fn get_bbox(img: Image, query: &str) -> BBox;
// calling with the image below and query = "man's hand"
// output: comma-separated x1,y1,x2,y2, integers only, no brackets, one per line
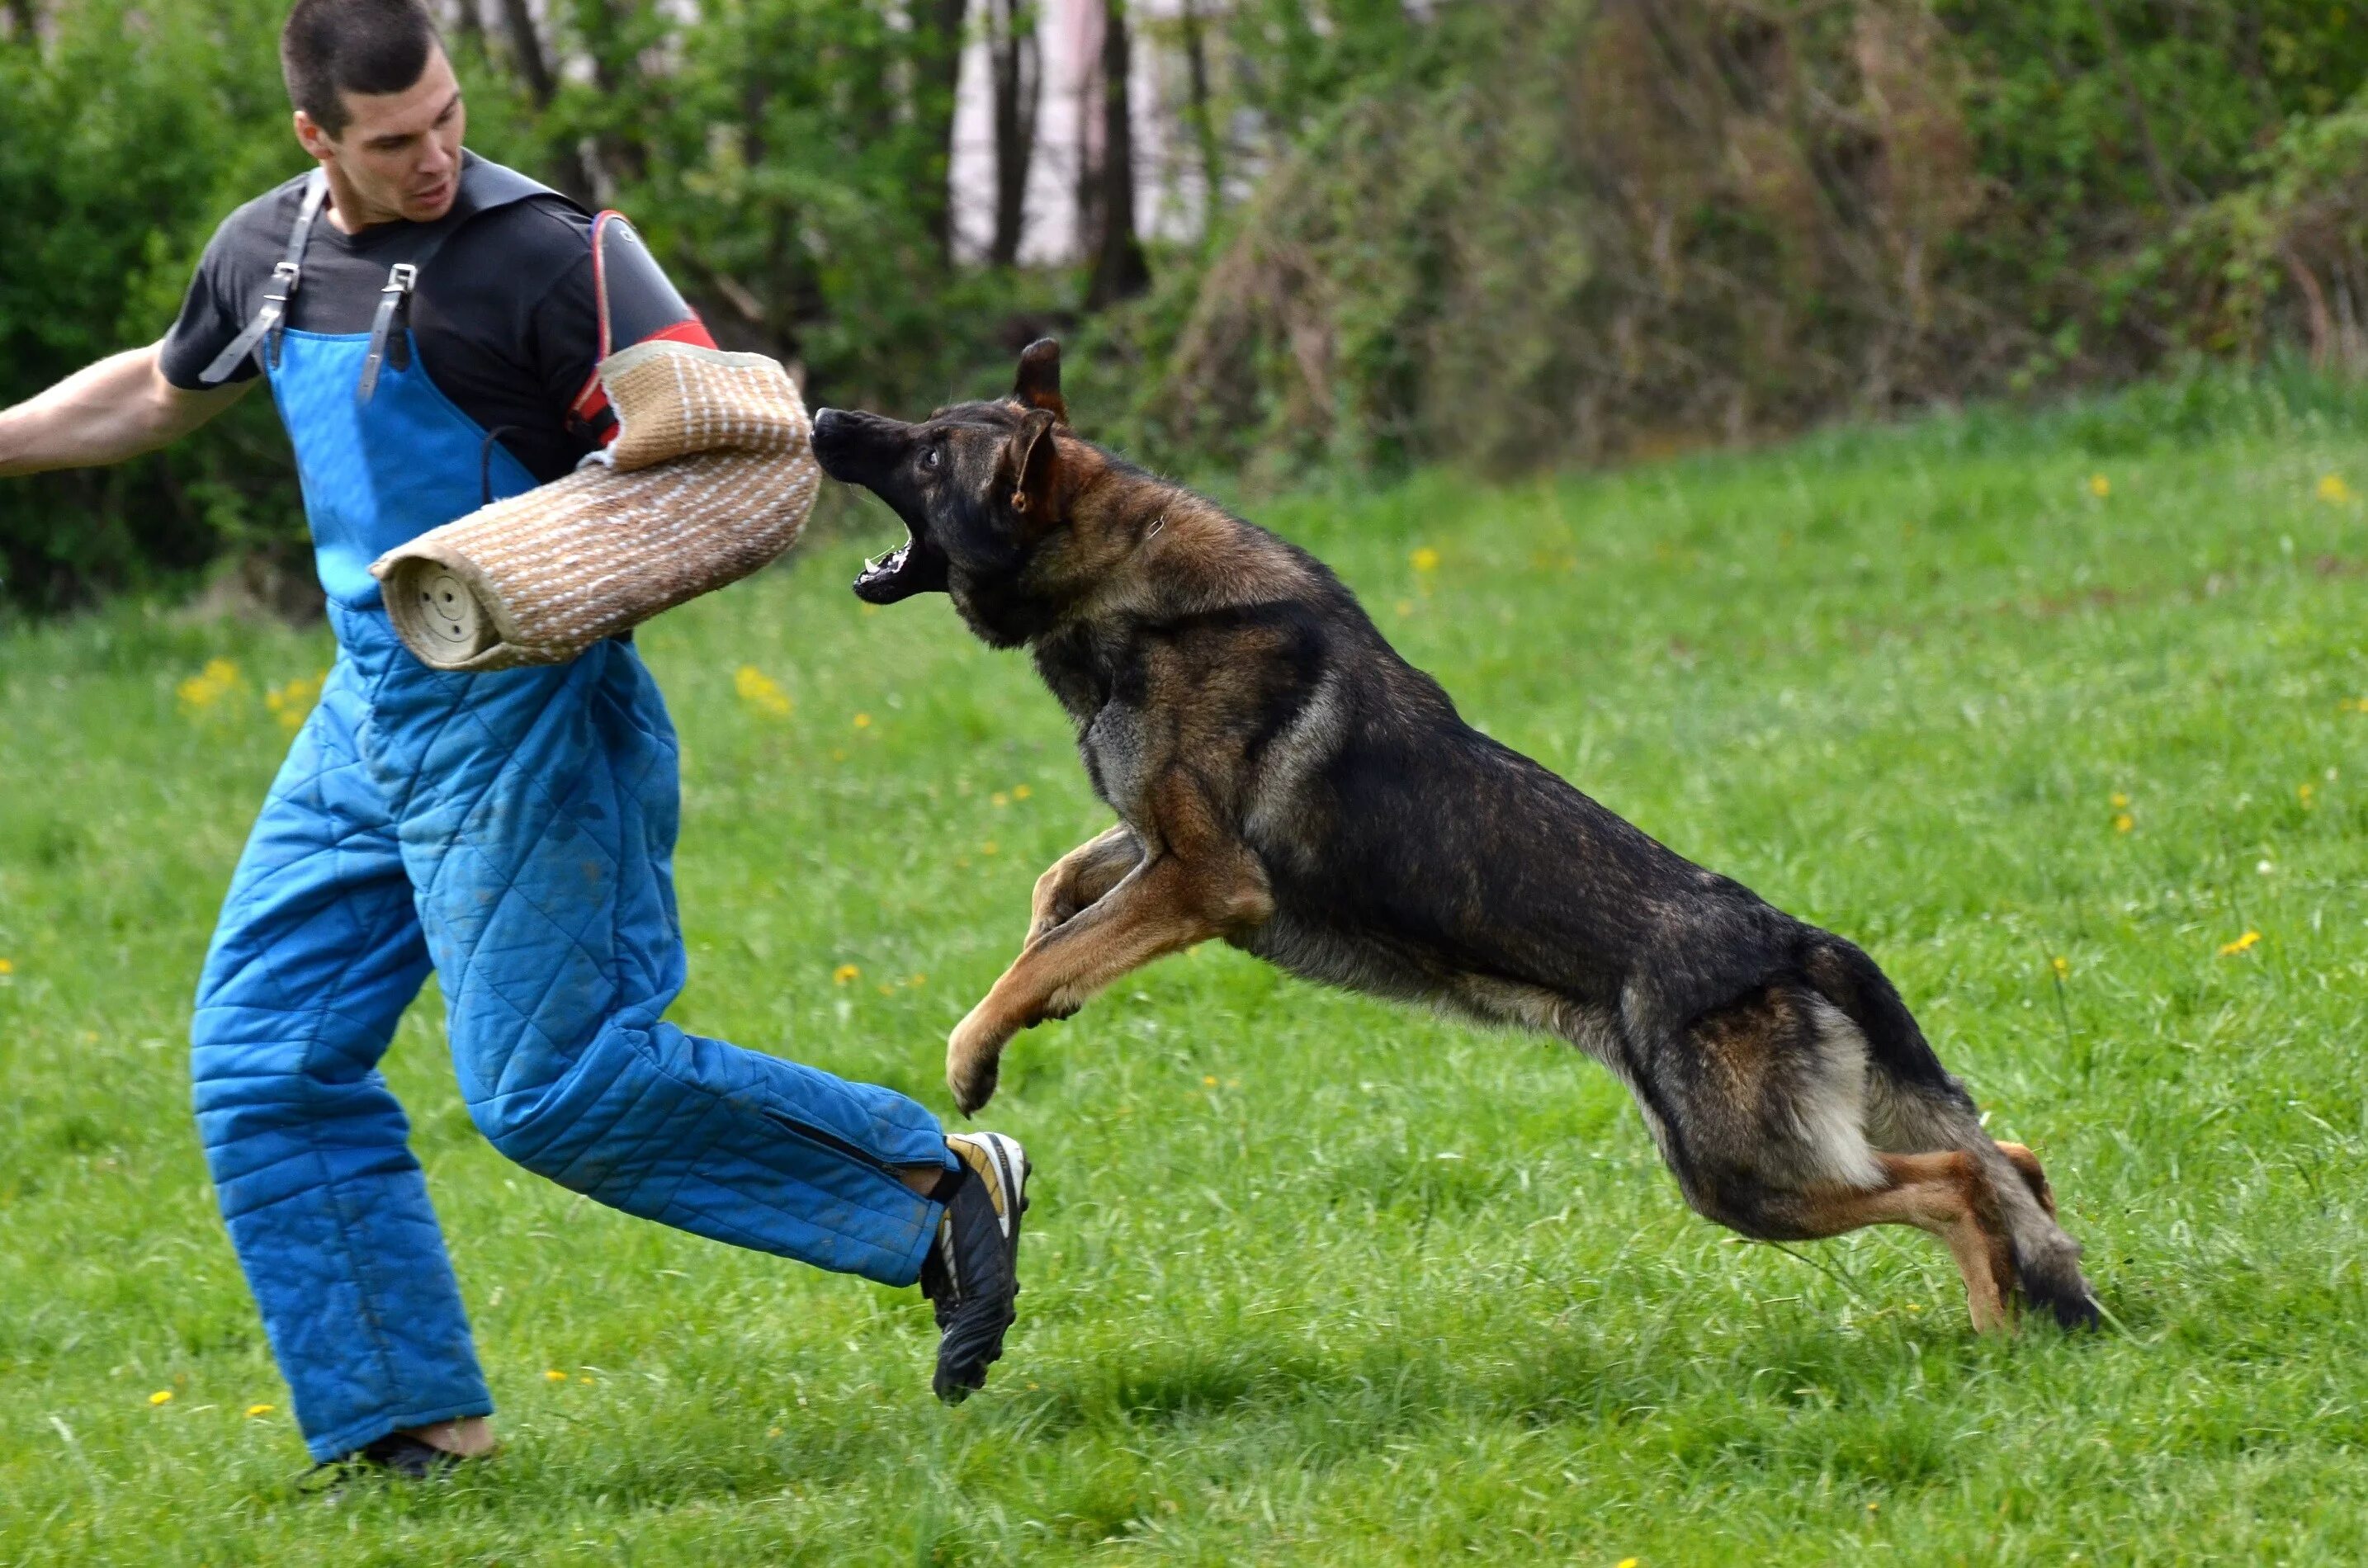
0,343,251,478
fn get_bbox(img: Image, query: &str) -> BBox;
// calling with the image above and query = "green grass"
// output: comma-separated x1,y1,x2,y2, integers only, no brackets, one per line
6,369,2368,1564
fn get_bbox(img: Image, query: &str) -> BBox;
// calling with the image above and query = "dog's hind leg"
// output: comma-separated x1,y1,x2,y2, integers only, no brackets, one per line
1992,1141,2056,1216
1773,1153,2019,1332
1635,985,2030,1333
1804,937,2097,1328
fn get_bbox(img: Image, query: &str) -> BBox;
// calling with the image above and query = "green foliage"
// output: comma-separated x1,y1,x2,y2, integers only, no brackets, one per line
0,0,309,610
569,0,1036,411
9,371,2368,1559
1089,0,2368,483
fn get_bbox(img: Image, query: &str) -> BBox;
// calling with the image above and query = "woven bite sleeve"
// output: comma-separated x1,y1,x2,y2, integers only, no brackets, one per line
372,342,819,671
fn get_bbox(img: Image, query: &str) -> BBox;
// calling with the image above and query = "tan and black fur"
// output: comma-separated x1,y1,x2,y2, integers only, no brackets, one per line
811,341,2097,1332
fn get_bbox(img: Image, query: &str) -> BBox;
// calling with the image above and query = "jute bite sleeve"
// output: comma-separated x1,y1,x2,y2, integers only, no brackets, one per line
371,339,819,671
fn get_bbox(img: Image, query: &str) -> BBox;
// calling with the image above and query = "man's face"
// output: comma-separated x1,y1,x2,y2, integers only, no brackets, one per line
294,45,466,227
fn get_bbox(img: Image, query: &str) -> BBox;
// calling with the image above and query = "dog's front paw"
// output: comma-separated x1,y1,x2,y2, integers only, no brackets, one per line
946,1008,1011,1116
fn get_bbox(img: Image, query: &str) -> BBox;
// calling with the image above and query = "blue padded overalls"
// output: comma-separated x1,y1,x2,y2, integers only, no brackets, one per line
187,163,952,1462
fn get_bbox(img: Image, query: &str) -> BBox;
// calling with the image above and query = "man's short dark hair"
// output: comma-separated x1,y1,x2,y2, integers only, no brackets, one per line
281,0,442,139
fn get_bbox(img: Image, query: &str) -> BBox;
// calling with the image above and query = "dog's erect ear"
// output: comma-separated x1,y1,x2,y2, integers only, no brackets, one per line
1012,338,1068,426
1004,407,1061,523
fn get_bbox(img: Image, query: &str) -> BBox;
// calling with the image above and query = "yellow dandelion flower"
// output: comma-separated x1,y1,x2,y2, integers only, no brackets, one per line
877,983,895,996
177,657,243,712
0,957,13,975
2113,812,2134,833
2299,782,2317,805
2218,930,2261,956
246,1403,274,1417
1410,546,1440,573
1393,599,1415,616
1202,1074,1218,1087
991,791,1009,807
909,974,927,987
2087,474,2110,498
262,671,325,732
2110,791,2129,809
833,963,860,985
545,1368,569,1382
735,665,792,719
578,1375,595,1386
2318,473,2356,504
2050,956,2070,979
980,840,999,856
853,712,872,729
1619,1559,1641,1568
149,1390,173,1405
767,1425,784,1438
1012,784,1032,800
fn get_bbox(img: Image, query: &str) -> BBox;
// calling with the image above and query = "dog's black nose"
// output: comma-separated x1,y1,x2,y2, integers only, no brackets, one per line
811,409,853,476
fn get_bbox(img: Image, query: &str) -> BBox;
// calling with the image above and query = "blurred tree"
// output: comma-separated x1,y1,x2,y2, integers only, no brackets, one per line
1085,0,1149,308
985,0,1042,267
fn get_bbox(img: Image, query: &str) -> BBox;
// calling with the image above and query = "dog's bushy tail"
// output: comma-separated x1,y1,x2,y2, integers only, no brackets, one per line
1804,935,2100,1329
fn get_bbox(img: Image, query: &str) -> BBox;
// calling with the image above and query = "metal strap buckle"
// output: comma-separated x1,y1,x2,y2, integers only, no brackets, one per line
357,262,422,404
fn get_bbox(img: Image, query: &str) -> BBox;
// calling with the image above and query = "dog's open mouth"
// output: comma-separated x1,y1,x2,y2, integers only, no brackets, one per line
851,527,949,604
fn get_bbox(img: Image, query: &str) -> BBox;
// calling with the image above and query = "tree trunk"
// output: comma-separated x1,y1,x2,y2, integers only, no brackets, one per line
4,0,39,44
910,0,968,264
1086,0,1149,308
495,0,596,204
449,0,485,52
578,0,649,190
1179,0,1221,230
987,0,1041,266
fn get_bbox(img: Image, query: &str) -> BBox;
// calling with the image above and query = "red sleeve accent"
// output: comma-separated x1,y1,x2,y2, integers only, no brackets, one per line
645,315,718,350
565,213,719,445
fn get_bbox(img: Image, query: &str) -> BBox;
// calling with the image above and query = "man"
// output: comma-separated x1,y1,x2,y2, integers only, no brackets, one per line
0,0,1028,1478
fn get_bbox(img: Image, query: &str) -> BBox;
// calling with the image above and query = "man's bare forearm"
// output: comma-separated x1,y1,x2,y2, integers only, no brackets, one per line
0,344,250,478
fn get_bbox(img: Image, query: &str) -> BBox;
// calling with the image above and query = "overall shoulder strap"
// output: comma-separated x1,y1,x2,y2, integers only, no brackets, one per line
446,154,584,224
200,169,329,385
355,157,584,404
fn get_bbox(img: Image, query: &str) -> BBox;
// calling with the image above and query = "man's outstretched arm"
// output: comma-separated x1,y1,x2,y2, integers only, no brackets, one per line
0,343,251,478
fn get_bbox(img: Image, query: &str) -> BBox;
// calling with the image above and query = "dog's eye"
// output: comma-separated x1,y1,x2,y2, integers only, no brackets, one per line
922,446,941,471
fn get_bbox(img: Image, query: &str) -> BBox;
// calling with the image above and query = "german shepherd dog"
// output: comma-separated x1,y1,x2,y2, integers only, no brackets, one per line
810,342,2098,1331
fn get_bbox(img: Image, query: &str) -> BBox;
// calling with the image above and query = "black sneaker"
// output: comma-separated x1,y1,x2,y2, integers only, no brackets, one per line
919,1131,1030,1404
305,1431,475,1495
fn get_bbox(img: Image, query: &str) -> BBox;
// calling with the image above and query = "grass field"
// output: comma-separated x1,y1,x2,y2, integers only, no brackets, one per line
6,371,2368,1564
